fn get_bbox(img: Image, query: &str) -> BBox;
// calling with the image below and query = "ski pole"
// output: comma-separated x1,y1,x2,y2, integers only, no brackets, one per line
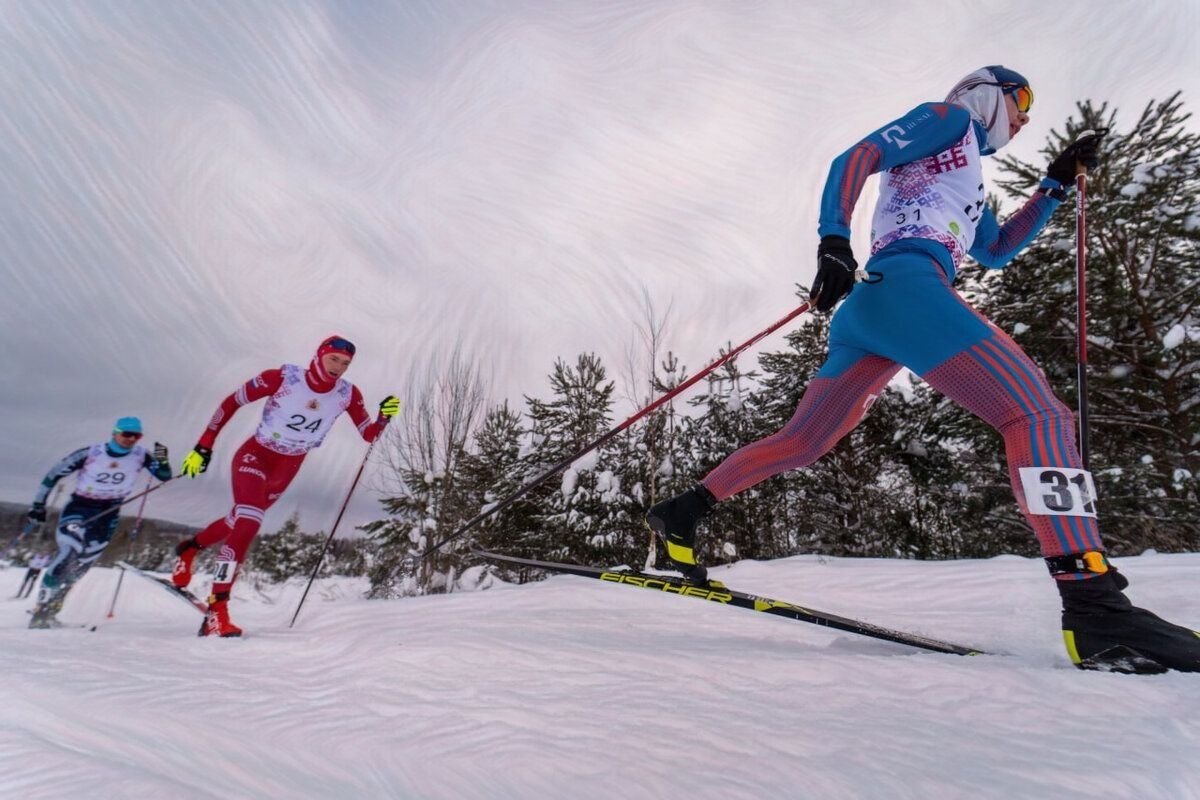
72,476,179,530
289,440,377,628
1074,129,1100,470
105,477,152,618
417,300,815,561
106,566,126,618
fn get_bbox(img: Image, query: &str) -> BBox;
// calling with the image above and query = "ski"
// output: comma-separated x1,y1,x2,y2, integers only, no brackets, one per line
115,561,207,614
476,551,988,657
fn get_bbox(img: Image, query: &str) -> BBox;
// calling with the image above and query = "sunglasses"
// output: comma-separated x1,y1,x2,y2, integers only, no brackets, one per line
115,431,143,440
982,81,1033,113
325,336,357,356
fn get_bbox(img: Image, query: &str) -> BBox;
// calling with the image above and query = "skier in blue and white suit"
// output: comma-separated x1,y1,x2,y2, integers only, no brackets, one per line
649,66,1200,673
25,417,171,627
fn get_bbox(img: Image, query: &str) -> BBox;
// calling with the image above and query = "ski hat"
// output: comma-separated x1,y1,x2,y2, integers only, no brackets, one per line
109,416,142,454
113,416,142,435
945,65,1031,154
309,335,356,388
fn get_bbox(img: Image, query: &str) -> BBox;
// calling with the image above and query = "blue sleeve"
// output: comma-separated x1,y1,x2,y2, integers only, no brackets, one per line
818,103,974,239
33,447,89,505
967,178,1066,268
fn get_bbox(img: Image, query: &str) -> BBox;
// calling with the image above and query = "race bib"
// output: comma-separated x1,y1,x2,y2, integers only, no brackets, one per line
1019,467,1098,517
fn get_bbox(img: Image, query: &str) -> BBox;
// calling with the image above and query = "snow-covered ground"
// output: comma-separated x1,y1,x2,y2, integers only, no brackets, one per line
2,553,1198,800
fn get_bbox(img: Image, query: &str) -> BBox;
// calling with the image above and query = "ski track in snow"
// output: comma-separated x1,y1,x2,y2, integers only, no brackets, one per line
2,555,1199,800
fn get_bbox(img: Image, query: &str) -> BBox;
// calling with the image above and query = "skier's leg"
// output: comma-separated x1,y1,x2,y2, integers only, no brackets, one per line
30,508,86,627
875,258,1200,673
648,340,900,581
200,449,303,637
174,439,259,588
21,570,40,598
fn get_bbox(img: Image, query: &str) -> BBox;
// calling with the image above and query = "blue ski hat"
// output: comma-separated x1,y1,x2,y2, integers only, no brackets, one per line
113,416,142,435
945,65,1032,154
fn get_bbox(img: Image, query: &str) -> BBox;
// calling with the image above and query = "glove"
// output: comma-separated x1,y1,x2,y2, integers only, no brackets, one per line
153,441,170,463
1046,128,1108,184
811,236,858,312
27,503,47,523
378,395,401,420
180,445,213,479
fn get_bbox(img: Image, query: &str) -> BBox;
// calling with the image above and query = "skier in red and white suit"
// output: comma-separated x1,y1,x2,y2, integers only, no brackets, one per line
174,336,399,636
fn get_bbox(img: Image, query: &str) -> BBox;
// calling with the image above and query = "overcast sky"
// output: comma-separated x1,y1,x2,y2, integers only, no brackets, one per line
2,0,1197,535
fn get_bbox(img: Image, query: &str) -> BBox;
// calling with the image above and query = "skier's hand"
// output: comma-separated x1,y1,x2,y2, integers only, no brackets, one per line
811,236,858,312
378,395,401,420
1047,128,1108,184
27,503,46,523
180,445,213,479
153,441,170,464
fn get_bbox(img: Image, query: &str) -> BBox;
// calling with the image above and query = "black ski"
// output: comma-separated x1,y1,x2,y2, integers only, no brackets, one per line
477,551,987,657
116,561,207,614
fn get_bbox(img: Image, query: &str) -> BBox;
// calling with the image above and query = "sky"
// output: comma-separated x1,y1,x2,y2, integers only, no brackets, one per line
2,0,1198,534
2,552,1199,797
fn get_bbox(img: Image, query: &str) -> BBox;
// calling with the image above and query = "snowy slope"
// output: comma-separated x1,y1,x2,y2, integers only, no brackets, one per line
2,554,1199,800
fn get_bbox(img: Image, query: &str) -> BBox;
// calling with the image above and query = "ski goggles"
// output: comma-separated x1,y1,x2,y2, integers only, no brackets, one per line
114,430,143,440
323,336,357,356
986,82,1033,113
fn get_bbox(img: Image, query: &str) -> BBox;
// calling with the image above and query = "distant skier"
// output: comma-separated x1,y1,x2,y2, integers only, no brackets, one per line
648,66,1200,673
27,417,171,627
15,552,50,599
173,336,398,637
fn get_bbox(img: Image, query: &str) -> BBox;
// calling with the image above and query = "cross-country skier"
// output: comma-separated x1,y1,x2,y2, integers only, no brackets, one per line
647,66,1200,674
27,417,171,627
172,336,399,637
15,552,50,599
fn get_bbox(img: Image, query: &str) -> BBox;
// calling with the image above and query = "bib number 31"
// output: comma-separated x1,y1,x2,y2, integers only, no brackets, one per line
1019,467,1098,517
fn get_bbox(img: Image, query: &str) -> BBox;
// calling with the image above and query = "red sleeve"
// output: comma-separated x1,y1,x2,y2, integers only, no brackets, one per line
197,368,283,449
346,385,387,443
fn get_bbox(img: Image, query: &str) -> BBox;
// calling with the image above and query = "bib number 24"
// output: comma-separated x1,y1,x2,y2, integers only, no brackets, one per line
285,414,323,434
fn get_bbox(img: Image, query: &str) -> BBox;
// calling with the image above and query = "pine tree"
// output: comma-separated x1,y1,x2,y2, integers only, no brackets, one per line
982,94,1200,553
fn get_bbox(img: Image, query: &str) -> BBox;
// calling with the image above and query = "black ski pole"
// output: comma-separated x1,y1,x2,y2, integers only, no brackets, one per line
417,300,815,561
107,567,127,618
289,441,377,628
1074,129,1102,470
73,475,179,530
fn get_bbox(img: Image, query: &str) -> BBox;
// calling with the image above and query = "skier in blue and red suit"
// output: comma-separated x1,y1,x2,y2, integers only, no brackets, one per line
648,66,1200,673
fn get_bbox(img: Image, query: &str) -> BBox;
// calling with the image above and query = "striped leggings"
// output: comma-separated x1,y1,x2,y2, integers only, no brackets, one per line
702,249,1102,559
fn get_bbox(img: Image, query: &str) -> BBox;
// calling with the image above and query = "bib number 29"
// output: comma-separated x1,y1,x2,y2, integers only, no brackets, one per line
1019,467,1098,517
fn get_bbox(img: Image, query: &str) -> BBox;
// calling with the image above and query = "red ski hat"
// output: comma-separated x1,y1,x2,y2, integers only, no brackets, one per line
317,335,356,361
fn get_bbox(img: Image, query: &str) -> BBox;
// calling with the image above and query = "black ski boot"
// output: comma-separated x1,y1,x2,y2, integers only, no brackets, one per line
1058,570,1200,674
646,484,717,583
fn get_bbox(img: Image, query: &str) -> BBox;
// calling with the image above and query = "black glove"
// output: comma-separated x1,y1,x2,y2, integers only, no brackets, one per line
153,441,170,463
27,503,47,523
1047,128,1108,185
811,236,858,312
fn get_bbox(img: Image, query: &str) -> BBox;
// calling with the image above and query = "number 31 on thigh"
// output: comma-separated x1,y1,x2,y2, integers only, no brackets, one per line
1019,467,1098,517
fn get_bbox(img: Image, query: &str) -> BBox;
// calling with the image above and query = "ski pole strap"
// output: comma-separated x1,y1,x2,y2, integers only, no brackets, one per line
1045,551,1111,577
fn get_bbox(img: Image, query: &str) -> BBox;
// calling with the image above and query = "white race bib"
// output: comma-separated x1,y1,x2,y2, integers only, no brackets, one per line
1019,467,1098,517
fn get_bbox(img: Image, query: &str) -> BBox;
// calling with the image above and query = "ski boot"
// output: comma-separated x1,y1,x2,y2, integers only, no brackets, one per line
198,592,243,638
646,483,717,584
28,582,67,630
1053,555,1200,674
172,537,202,588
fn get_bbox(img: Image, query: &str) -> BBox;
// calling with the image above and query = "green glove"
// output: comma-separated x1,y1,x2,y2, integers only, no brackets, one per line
180,445,213,479
379,395,401,420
